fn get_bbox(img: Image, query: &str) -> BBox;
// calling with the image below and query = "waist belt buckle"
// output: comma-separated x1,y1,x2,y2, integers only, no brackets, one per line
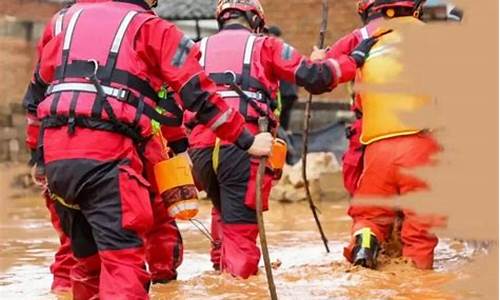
256,91,263,101
117,88,131,103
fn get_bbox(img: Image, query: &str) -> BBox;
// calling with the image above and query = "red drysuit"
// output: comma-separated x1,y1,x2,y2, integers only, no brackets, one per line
188,23,360,279
23,0,255,299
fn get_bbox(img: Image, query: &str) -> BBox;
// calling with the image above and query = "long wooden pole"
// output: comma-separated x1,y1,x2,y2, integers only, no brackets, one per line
256,117,278,300
301,0,331,253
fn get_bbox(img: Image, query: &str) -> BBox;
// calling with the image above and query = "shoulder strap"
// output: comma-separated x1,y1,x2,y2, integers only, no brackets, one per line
58,8,84,79
241,34,257,90
100,10,139,83
360,26,370,40
199,37,209,69
53,7,69,36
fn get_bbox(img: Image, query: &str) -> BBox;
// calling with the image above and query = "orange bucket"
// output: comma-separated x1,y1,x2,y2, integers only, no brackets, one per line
154,155,199,220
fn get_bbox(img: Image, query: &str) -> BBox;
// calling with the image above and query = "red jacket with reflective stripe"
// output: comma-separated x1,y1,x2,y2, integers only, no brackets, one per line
187,24,359,149
23,0,253,158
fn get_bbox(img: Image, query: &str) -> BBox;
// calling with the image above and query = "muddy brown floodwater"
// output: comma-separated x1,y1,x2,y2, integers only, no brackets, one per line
0,180,492,300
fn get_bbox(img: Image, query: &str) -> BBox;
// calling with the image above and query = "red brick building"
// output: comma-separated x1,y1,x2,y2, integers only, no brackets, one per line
261,0,360,101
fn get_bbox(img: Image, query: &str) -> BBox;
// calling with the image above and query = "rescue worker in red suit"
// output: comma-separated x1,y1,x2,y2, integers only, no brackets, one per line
25,2,187,293
323,2,381,197
186,0,377,279
23,0,274,298
324,0,441,270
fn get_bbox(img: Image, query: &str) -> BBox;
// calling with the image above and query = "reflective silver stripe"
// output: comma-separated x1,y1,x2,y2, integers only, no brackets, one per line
351,50,366,58
63,9,83,50
54,11,65,36
167,200,198,217
281,43,294,60
47,83,128,99
172,35,195,67
210,108,233,131
328,58,342,80
243,35,257,65
360,26,369,40
365,45,394,62
199,37,208,68
111,11,138,53
217,90,262,100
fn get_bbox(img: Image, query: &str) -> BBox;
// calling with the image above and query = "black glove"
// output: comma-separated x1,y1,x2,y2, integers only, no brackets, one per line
350,36,379,68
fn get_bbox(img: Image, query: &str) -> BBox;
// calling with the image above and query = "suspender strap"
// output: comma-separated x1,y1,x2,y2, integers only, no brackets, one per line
67,91,80,134
132,95,144,128
241,35,256,90
55,61,160,102
209,72,270,98
101,11,138,84
239,35,257,119
54,7,68,36
58,8,84,79
50,92,62,115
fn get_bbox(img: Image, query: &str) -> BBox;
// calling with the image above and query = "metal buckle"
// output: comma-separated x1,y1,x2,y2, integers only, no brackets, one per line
117,89,131,102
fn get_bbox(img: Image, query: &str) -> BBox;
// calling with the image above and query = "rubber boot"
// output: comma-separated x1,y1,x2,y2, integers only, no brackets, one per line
351,228,380,269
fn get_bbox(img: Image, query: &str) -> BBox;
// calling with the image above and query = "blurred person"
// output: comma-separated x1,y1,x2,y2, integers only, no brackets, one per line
321,0,442,270
186,0,377,279
26,4,187,293
22,0,274,298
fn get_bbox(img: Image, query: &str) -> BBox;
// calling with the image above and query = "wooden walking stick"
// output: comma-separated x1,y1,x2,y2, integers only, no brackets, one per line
256,116,278,300
301,0,331,253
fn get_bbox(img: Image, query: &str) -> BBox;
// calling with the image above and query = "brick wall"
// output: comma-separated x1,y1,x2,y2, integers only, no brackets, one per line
0,0,62,162
0,0,360,162
0,0,62,22
261,0,361,101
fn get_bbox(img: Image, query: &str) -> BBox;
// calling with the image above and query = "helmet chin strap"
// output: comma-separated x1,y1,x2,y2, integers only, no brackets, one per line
243,11,264,33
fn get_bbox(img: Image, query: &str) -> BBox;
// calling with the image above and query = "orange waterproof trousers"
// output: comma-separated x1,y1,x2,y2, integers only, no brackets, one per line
345,133,441,269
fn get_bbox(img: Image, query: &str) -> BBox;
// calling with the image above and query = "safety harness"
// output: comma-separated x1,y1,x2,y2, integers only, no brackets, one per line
42,9,182,145
195,33,278,173
197,35,277,128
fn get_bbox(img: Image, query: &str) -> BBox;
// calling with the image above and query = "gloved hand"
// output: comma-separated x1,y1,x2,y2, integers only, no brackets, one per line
31,163,47,188
350,36,379,67
248,132,273,157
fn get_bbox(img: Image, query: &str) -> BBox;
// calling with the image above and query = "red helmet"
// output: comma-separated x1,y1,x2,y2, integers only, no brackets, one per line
216,0,266,29
357,0,425,16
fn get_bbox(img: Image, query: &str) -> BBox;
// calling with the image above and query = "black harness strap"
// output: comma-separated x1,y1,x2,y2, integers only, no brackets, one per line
46,81,182,126
91,11,138,118
132,95,144,128
55,61,159,103
42,115,144,143
192,34,277,129
209,72,270,100
67,91,80,134
49,9,181,129
239,35,256,119
53,7,68,37
100,11,138,84
50,92,62,115
57,8,84,80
